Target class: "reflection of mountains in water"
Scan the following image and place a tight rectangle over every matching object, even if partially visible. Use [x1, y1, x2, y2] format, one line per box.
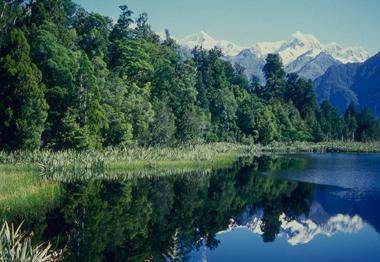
[220, 185, 380, 245]
[315, 186, 380, 234]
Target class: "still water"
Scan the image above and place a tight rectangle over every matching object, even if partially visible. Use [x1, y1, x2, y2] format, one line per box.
[6, 153, 380, 261]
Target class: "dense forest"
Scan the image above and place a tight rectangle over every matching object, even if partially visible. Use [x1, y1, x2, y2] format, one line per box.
[0, 0, 379, 151]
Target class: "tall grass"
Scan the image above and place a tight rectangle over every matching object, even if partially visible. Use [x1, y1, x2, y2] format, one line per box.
[0, 170, 62, 219]
[0, 142, 379, 183]
[38, 143, 248, 182]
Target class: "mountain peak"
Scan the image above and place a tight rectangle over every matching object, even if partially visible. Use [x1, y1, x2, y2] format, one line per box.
[199, 30, 211, 37]
[181, 30, 214, 43]
[176, 30, 370, 65]
[292, 31, 319, 42]
[177, 31, 245, 56]
[289, 31, 322, 50]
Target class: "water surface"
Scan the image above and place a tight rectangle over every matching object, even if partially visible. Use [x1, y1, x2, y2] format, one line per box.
[3, 153, 380, 261]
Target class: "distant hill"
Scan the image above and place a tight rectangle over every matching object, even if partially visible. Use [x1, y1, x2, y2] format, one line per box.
[314, 52, 380, 117]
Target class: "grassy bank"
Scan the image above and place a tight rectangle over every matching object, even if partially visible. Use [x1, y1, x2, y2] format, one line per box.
[0, 143, 246, 216]
[0, 170, 62, 219]
[1, 141, 379, 217]
[251, 141, 380, 153]
[0, 141, 379, 181]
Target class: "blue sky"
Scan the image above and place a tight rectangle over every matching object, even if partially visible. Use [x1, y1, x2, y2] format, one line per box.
[73, 0, 380, 54]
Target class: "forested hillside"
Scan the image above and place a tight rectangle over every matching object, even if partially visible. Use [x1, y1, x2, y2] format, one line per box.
[314, 52, 380, 118]
[0, 0, 379, 151]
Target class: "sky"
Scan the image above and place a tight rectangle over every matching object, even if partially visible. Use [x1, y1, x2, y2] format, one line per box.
[73, 0, 380, 54]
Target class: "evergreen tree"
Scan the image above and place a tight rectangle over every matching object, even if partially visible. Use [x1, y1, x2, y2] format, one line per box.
[357, 107, 380, 142]
[149, 99, 176, 146]
[0, 1, 377, 150]
[262, 54, 286, 100]
[0, 29, 48, 150]
[344, 102, 358, 141]
[318, 101, 345, 141]
[71, 51, 108, 148]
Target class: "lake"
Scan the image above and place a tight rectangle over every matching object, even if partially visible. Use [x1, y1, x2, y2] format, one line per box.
[3, 153, 380, 261]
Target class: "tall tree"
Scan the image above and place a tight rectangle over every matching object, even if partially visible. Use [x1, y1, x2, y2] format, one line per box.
[344, 102, 358, 141]
[0, 29, 48, 150]
[357, 107, 380, 142]
[318, 101, 345, 141]
[263, 54, 286, 100]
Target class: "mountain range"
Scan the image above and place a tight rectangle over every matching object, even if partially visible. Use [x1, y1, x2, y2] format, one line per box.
[175, 31, 369, 82]
[174, 31, 380, 118]
[313, 52, 380, 117]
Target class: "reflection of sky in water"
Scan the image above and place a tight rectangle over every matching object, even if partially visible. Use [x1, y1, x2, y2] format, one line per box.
[190, 153, 380, 262]
[218, 210, 364, 246]
[270, 153, 380, 192]
[191, 208, 380, 262]
[191, 225, 380, 262]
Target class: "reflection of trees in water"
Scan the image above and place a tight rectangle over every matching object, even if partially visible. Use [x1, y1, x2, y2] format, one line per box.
[28, 155, 314, 261]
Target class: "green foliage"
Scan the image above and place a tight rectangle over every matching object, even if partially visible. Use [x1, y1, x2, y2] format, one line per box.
[357, 107, 380, 142]
[0, 1, 378, 151]
[149, 100, 176, 146]
[318, 101, 345, 141]
[0, 221, 55, 261]
[0, 29, 48, 150]
[262, 54, 286, 100]
[344, 102, 358, 141]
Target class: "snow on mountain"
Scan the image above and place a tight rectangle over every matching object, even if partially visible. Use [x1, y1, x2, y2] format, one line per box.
[176, 30, 370, 81]
[252, 40, 286, 58]
[176, 31, 247, 56]
[265, 31, 324, 65]
[324, 42, 369, 63]
[177, 30, 369, 65]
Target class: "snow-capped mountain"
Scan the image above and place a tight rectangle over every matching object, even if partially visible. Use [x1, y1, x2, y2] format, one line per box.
[176, 31, 247, 56]
[175, 31, 370, 81]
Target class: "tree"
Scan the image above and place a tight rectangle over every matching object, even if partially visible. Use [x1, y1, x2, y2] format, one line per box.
[109, 5, 134, 41]
[149, 99, 176, 146]
[285, 73, 318, 121]
[71, 51, 108, 148]
[253, 103, 279, 144]
[318, 101, 345, 141]
[0, 29, 48, 150]
[357, 107, 380, 142]
[262, 54, 286, 100]
[102, 74, 133, 147]
[344, 102, 358, 141]
[75, 11, 111, 59]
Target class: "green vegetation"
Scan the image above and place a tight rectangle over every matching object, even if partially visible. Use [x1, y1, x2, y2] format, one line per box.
[0, 169, 62, 219]
[0, 143, 246, 181]
[0, 144, 245, 217]
[0, 221, 57, 261]
[1, 1, 379, 261]
[0, 1, 379, 152]
[253, 141, 380, 153]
